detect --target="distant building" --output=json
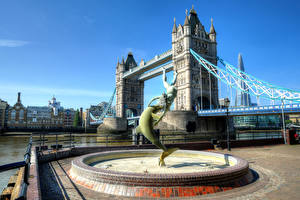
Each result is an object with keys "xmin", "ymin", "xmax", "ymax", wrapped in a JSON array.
[
  {"xmin": 50, "ymin": 108, "xmax": 64, "ymax": 128},
  {"xmin": 25, "ymin": 96, "xmax": 64, "ymax": 129},
  {"xmin": 79, "ymin": 107, "xmax": 83, "ymax": 126},
  {"xmin": 0, "ymin": 99, "xmax": 8, "ymax": 129},
  {"xmin": 7, "ymin": 92, "xmax": 27, "ymax": 128},
  {"xmin": 27, "ymin": 106, "xmax": 52, "ymax": 128},
  {"xmin": 233, "ymin": 115, "xmax": 281, "ymax": 129},
  {"xmin": 89, "ymin": 102, "xmax": 115, "ymax": 118},
  {"xmin": 235, "ymin": 54, "xmax": 252, "ymax": 107},
  {"xmin": 48, "ymin": 96, "xmax": 63, "ymax": 116},
  {"xmin": 27, "ymin": 105, "xmax": 64, "ymax": 129},
  {"xmin": 83, "ymin": 109, "xmax": 90, "ymax": 128},
  {"xmin": 63, "ymin": 109, "xmax": 76, "ymax": 127},
  {"xmin": 89, "ymin": 105, "xmax": 103, "ymax": 118}
]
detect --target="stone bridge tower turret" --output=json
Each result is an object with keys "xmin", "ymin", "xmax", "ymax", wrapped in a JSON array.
[
  {"xmin": 115, "ymin": 53, "xmax": 144, "ymax": 118},
  {"xmin": 172, "ymin": 6, "xmax": 218, "ymax": 111}
]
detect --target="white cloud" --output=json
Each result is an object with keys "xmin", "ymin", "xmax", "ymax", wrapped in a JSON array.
[{"xmin": 0, "ymin": 39, "xmax": 30, "ymax": 47}]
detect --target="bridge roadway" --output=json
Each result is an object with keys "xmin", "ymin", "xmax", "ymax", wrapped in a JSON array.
[
  {"xmin": 94, "ymin": 103, "xmax": 300, "ymax": 125},
  {"xmin": 138, "ymin": 61, "xmax": 173, "ymax": 81},
  {"xmin": 126, "ymin": 104, "xmax": 300, "ymax": 121},
  {"xmin": 122, "ymin": 48, "xmax": 216, "ymax": 81},
  {"xmin": 198, "ymin": 103, "xmax": 300, "ymax": 117},
  {"xmin": 122, "ymin": 49, "xmax": 172, "ymax": 80}
]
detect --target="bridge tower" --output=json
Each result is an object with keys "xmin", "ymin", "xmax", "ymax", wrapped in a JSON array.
[
  {"xmin": 172, "ymin": 6, "xmax": 218, "ymax": 111},
  {"xmin": 115, "ymin": 52, "xmax": 144, "ymax": 118}
]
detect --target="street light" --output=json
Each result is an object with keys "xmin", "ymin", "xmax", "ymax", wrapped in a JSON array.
[
  {"xmin": 219, "ymin": 98, "xmax": 231, "ymax": 151},
  {"xmin": 281, "ymin": 99, "xmax": 287, "ymax": 144},
  {"xmin": 224, "ymin": 98, "xmax": 231, "ymax": 151}
]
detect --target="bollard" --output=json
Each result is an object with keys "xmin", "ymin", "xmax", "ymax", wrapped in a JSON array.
[
  {"xmin": 56, "ymin": 133, "xmax": 58, "ymax": 149},
  {"xmin": 132, "ymin": 129, "xmax": 137, "ymax": 145}
]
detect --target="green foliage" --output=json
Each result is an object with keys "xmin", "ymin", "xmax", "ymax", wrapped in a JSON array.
[
  {"xmin": 285, "ymin": 119, "xmax": 293, "ymax": 125},
  {"xmin": 73, "ymin": 110, "xmax": 80, "ymax": 127}
]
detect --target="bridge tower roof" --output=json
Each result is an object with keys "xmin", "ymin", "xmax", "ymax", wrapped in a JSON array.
[
  {"xmin": 210, "ymin": 18, "xmax": 216, "ymax": 34},
  {"xmin": 172, "ymin": 17, "xmax": 177, "ymax": 33},
  {"xmin": 189, "ymin": 5, "xmax": 201, "ymax": 26},
  {"xmin": 184, "ymin": 9, "xmax": 190, "ymax": 26},
  {"xmin": 190, "ymin": 4, "xmax": 197, "ymax": 15},
  {"xmin": 125, "ymin": 52, "xmax": 137, "ymax": 70}
]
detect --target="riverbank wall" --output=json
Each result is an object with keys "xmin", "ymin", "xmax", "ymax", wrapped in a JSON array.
[
  {"xmin": 1, "ymin": 127, "xmax": 97, "ymax": 134},
  {"xmin": 1, "ymin": 137, "xmax": 284, "ymax": 199}
]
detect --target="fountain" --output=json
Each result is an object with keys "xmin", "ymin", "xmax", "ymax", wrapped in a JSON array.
[
  {"xmin": 69, "ymin": 149, "xmax": 254, "ymax": 198},
  {"xmin": 69, "ymin": 69, "xmax": 255, "ymax": 198}
]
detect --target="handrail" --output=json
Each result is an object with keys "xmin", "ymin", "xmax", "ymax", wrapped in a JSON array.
[
  {"xmin": 0, "ymin": 135, "xmax": 32, "ymax": 200},
  {"xmin": 122, "ymin": 49, "xmax": 172, "ymax": 77},
  {"xmin": 33, "ymin": 131, "xmax": 283, "ymax": 149},
  {"xmin": 0, "ymin": 136, "xmax": 32, "ymax": 172}
]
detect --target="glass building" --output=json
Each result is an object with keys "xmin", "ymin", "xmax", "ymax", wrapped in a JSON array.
[{"xmin": 233, "ymin": 115, "xmax": 281, "ymax": 129}]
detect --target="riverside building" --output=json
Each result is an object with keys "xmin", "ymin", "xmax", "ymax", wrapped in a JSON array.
[
  {"xmin": 7, "ymin": 93, "xmax": 27, "ymax": 129},
  {"xmin": 0, "ymin": 99, "xmax": 8, "ymax": 130}
]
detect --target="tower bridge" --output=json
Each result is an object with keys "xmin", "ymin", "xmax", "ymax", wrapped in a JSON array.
[
  {"xmin": 95, "ymin": 6, "xmax": 300, "ymax": 134},
  {"xmin": 122, "ymin": 49, "xmax": 172, "ymax": 80},
  {"xmin": 116, "ymin": 6, "xmax": 218, "ymax": 119}
]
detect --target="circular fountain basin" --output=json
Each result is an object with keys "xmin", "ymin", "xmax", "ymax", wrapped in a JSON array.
[{"xmin": 69, "ymin": 149, "xmax": 254, "ymax": 198}]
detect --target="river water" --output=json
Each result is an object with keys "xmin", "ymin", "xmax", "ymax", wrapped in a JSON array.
[
  {"xmin": 0, "ymin": 131, "xmax": 283, "ymax": 192},
  {"xmin": 0, "ymin": 133, "xmax": 131, "ymax": 192},
  {"xmin": 0, "ymin": 136, "xmax": 29, "ymax": 192}
]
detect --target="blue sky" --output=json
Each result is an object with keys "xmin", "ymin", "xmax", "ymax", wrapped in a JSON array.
[{"xmin": 0, "ymin": 0, "xmax": 300, "ymax": 109}]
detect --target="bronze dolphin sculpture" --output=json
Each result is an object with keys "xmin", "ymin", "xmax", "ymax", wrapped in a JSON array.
[
  {"xmin": 135, "ymin": 69, "xmax": 178, "ymax": 166},
  {"xmin": 135, "ymin": 104, "xmax": 178, "ymax": 166}
]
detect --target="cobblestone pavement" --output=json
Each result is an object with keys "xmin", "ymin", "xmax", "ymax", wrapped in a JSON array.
[{"xmin": 39, "ymin": 144, "xmax": 300, "ymax": 200}]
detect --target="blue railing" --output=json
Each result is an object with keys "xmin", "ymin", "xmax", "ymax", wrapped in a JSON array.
[
  {"xmin": 122, "ymin": 49, "xmax": 172, "ymax": 78},
  {"xmin": 198, "ymin": 104, "xmax": 300, "ymax": 116},
  {"xmin": 0, "ymin": 136, "xmax": 32, "ymax": 199}
]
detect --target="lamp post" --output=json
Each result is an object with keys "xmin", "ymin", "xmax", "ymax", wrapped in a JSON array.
[
  {"xmin": 224, "ymin": 98, "xmax": 231, "ymax": 151},
  {"xmin": 220, "ymin": 98, "xmax": 231, "ymax": 151},
  {"xmin": 281, "ymin": 99, "xmax": 287, "ymax": 144}
]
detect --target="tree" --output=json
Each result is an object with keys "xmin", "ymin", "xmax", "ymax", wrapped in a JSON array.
[
  {"xmin": 73, "ymin": 110, "xmax": 80, "ymax": 127},
  {"xmin": 285, "ymin": 119, "xmax": 293, "ymax": 125}
]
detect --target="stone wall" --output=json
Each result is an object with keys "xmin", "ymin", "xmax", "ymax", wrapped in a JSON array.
[
  {"xmin": 97, "ymin": 117, "xmax": 127, "ymax": 134},
  {"xmin": 156, "ymin": 110, "xmax": 227, "ymax": 139},
  {"xmin": 38, "ymin": 138, "xmax": 284, "ymax": 163}
]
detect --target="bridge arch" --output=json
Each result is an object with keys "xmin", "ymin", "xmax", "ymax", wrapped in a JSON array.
[
  {"xmin": 193, "ymin": 96, "xmax": 217, "ymax": 111},
  {"xmin": 115, "ymin": 6, "xmax": 218, "ymax": 117},
  {"xmin": 125, "ymin": 108, "xmax": 138, "ymax": 118}
]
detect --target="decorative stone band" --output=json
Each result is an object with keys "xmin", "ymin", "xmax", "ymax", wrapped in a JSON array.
[
  {"xmin": 70, "ymin": 150, "xmax": 250, "ymax": 187},
  {"xmin": 68, "ymin": 170, "xmax": 255, "ymax": 198}
]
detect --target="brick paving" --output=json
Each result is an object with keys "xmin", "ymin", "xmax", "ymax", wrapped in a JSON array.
[{"xmin": 39, "ymin": 144, "xmax": 300, "ymax": 199}]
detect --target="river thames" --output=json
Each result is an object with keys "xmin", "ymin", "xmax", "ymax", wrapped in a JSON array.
[
  {"xmin": 0, "ymin": 131, "xmax": 282, "ymax": 192},
  {"xmin": 0, "ymin": 133, "xmax": 131, "ymax": 192},
  {"xmin": 0, "ymin": 136, "xmax": 29, "ymax": 192}
]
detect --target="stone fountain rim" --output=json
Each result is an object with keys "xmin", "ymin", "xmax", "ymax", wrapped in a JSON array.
[{"xmin": 71, "ymin": 149, "xmax": 249, "ymax": 179}]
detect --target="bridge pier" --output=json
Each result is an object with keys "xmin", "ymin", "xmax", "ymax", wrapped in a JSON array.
[
  {"xmin": 155, "ymin": 110, "xmax": 232, "ymax": 140},
  {"xmin": 97, "ymin": 117, "xmax": 127, "ymax": 134}
]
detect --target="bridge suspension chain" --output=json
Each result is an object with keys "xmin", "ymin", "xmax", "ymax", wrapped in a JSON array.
[
  {"xmin": 90, "ymin": 88, "xmax": 116, "ymax": 122},
  {"xmin": 209, "ymin": 71, "xmax": 212, "ymax": 109},
  {"xmin": 200, "ymin": 62, "xmax": 203, "ymax": 110},
  {"xmin": 190, "ymin": 49, "xmax": 300, "ymax": 103}
]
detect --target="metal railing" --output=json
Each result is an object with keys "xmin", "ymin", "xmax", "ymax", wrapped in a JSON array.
[
  {"xmin": 0, "ymin": 136, "xmax": 32, "ymax": 200},
  {"xmin": 33, "ymin": 132, "xmax": 131, "ymax": 148},
  {"xmin": 122, "ymin": 49, "xmax": 172, "ymax": 78},
  {"xmin": 236, "ymin": 130, "xmax": 282, "ymax": 140},
  {"xmin": 33, "ymin": 132, "xmax": 75, "ymax": 150},
  {"xmin": 198, "ymin": 103, "xmax": 300, "ymax": 116},
  {"xmin": 32, "ymin": 130, "xmax": 285, "ymax": 151}
]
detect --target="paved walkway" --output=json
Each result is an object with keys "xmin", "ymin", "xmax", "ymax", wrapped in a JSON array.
[{"xmin": 39, "ymin": 144, "xmax": 300, "ymax": 200}]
